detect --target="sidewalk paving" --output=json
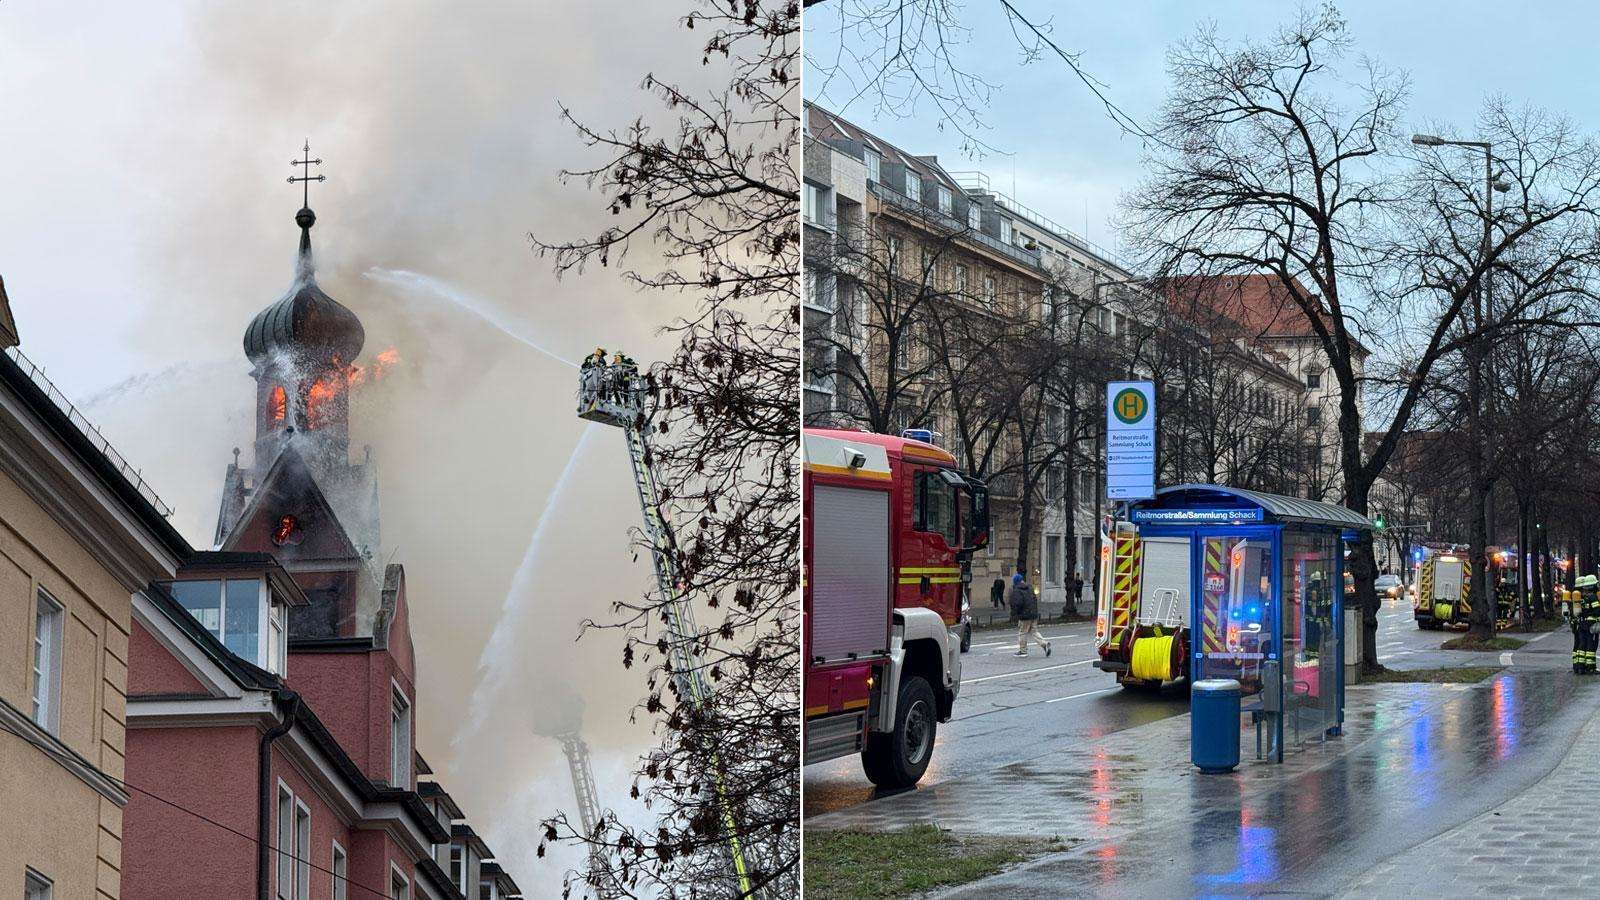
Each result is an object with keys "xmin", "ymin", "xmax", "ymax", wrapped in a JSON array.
[{"xmin": 1339, "ymin": 704, "xmax": 1600, "ymax": 898}]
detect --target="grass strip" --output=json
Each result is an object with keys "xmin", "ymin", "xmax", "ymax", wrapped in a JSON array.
[
  {"xmin": 804, "ymin": 823, "xmax": 1066, "ymax": 899},
  {"xmin": 1365, "ymin": 665, "xmax": 1504, "ymax": 684},
  {"xmin": 1441, "ymin": 635, "xmax": 1526, "ymax": 651}
]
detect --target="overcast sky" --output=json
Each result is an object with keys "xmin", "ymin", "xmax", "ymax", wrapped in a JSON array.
[
  {"xmin": 1, "ymin": 1, "xmax": 719, "ymax": 888},
  {"xmin": 805, "ymin": 0, "xmax": 1600, "ymax": 261}
]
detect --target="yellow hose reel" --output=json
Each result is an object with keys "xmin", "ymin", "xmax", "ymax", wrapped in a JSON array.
[{"xmin": 1130, "ymin": 634, "xmax": 1176, "ymax": 682}]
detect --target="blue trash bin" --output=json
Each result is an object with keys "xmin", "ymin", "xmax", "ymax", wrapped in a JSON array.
[{"xmin": 1191, "ymin": 678, "xmax": 1242, "ymax": 773}]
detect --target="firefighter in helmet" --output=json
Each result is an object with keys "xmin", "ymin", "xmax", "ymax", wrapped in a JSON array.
[
  {"xmin": 1573, "ymin": 574, "xmax": 1600, "ymax": 674},
  {"xmin": 579, "ymin": 347, "xmax": 606, "ymax": 405}
]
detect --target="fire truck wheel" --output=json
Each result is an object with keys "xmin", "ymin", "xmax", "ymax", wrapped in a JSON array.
[
  {"xmin": 960, "ymin": 622, "xmax": 972, "ymax": 653},
  {"xmin": 863, "ymin": 676, "xmax": 937, "ymax": 789}
]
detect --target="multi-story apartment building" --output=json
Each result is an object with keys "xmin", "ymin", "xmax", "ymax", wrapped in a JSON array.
[
  {"xmin": 803, "ymin": 102, "xmax": 1054, "ymax": 592},
  {"xmin": 2, "ymin": 294, "xmax": 189, "ymax": 900},
  {"xmin": 802, "ymin": 104, "xmax": 1351, "ymax": 615}
]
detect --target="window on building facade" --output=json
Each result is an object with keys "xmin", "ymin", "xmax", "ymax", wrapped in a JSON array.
[
  {"xmin": 165, "ymin": 578, "xmax": 284, "ymax": 672},
  {"xmin": 332, "ymin": 843, "xmax": 348, "ymax": 900},
  {"xmin": 294, "ymin": 801, "xmax": 312, "ymax": 900},
  {"xmin": 24, "ymin": 870, "xmax": 52, "ymax": 900},
  {"xmin": 390, "ymin": 867, "xmax": 410, "ymax": 900},
  {"xmin": 938, "ymin": 185, "xmax": 952, "ymax": 214},
  {"xmin": 1306, "ymin": 368, "xmax": 1321, "ymax": 388},
  {"xmin": 983, "ymin": 276, "xmax": 997, "ymax": 305},
  {"xmin": 886, "ymin": 236, "xmax": 900, "ymax": 274},
  {"xmin": 1045, "ymin": 534, "xmax": 1063, "ymax": 586},
  {"xmin": 954, "ymin": 264, "xmax": 968, "ymax": 295},
  {"xmin": 804, "ymin": 268, "xmax": 836, "ymax": 311},
  {"xmin": 864, "ymin": 149, "xmax": 881, "ymax": 183},
  {"xmin": 391, "ymin": 687, "xmax": 413, "ymax": 787},
  {"xmin": 1308, "ymin": 406, "xmax": 1322, "ymax": 426},
  {"xmin": 31, "ymin": 589, "xmax": 63, "ymax": 733},
  {"xmin": 1047, "ymin": 464, "xmax": 1065, "ymax": 501},
  {"xmin": 968, "ymin": 203, "xmax": 981, "ymax": 230},
  {"xmin": 999, "ymin": 217, "xmax": 1013, "ymax": 244},
  {"xmin": 450, "ymin": 845, "xmax": 464, "ymax": 890},
  {"xmin": 277, "ymin": 786, "xmax": 295, "ymax": 899},
  {"xmin": 905, "ymin": 173, "xmax": 921, "ymax": 204}
]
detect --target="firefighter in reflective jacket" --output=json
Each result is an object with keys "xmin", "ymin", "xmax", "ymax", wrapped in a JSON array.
[{"xmin": 1574, "ymin": 575, "xmax": 1600, "ymax": 674}]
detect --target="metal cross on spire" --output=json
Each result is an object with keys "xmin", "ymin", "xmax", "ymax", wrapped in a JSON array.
[{"xmin": 288, "ymin": 140, "xmax": 325, "ymax": 208}]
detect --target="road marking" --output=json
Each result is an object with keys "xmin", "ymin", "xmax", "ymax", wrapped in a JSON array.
[
  {"xmin": 1046, "ymin": 687, "xmax": 1118, "ymax": 704},
  {"xmin": 961, "ymin": 660, "xmax": 1093, "ymax": 684}
]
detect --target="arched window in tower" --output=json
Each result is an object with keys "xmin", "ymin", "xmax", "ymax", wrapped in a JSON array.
[{"xmin": 268, "ymin": 385, "xmax": 287, "ymax": 425}]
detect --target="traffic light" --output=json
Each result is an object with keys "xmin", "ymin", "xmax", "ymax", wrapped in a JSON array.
[{"xmin": 1374, "ymin": 513, "xmax": 1386, "ymax": 530}]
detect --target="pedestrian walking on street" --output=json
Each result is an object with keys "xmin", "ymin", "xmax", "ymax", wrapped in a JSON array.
[
  {"xmin": 990, "ymin": 577, "xmax": 1006, "ymax": 610},
  {"xmin": 1575, "ymin": 574, "xmax": 1600, "ymax": 675},
  {"xmin": 1073, "ymin": 572, "xmax": 1085, "ymax": 613},
  {"xmin": 1010, "ymin": 573, "xmax": 1051, "ymax": 657}
]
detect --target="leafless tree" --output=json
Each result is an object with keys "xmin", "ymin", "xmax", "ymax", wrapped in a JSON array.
[
  {"xmin": 531, "ymin": 2, "xmax": 799, "ymax": 896},
  {"xmin": 1122, "ymin": 6, "xmax": 1600, "ymax": 663}
]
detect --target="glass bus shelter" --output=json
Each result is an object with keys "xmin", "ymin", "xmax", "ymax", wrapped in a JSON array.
[{"xmin": 1128, "ymin": 485, "xmax": 1374, "ymax": 762}]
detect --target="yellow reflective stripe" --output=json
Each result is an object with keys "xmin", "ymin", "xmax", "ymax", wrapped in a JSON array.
[
  {"xmin": 899, "ymin": 567, "xmax": 962, "ymax": 574},
  {"xmin": 806, "ymin": 462, "xmax": 893, "ymax": 480},
  {"xmin": 897, "ymin": 576, "xmax": 962, "ymax": 584}
]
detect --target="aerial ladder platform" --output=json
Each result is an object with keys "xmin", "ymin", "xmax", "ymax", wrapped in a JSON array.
[{"xmin": 577, "ymin": 353, "xmax": 757, "ymax": 897}]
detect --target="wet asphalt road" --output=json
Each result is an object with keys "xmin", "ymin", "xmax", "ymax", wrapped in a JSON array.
[{"xmin": 802, "ymin": 594, "xmax": 1548, "ymax": 818}]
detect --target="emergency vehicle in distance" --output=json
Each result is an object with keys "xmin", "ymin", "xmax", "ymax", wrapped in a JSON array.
[
  {"xmin": 1412, "ymin": 548, "xmax": 1472, "ymax": 629},
  {"xmin": 802, "ymin": 428, "xmax": 989, "ymax": 788}
]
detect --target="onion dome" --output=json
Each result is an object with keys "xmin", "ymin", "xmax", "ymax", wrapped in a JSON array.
[{"xmin": 244, "ymin": 207, "xmax": 365, "ymax": 366}]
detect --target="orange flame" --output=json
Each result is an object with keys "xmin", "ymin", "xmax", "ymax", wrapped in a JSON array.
[
  {"xmin": 269, "ymin": 385, "xmax": 287, "ymax": 424},
  {"xmin": 348, "ymin": 347, "xmax": 401, "ymax": 387},
  {"xmin": 305, "ymin": 378, "xmax": 340, "ymax": 428}
]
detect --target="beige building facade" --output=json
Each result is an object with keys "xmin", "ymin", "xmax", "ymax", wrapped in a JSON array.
[{"xmin": 2, "ymin": 331, "xmax": 188, "ymax": 899}]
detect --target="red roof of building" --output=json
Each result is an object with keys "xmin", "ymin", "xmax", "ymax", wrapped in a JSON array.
[{"xmin": 1165, "ymin": 273, "xmax": 1369, "ymax": 358}]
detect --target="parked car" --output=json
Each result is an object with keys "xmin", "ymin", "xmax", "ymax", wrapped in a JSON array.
[{"xmin": 1375, "ymin": 573, "xmax": 1403, "ymax": 598}]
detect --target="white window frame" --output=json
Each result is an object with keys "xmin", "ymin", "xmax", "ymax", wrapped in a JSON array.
[
  {"xmin": 450, "ymin": 844, "xmax": 465, "ymax": 893},
  {"xmin": 390, "ymin": 864, "xmax": 411, "ymax": 900},
  {"xmin": 332, "ymin": 842, "xmax": 348, "ymax": 900},
  {"xmin": 32, "ymin": 588, "xmax": 64, "ymax": 733},
  {"xmin": 904, "ymin": 173, "xmax": 921, "ymax": 205},
  {"xmin": 277, "ymin": 784, "xmax": 294, "ymax": 900},
  {"xmin": 24, "ymin": 869, "xmax": 53, "ymax": 900},
  {"xmin": 937, "ymin": 185, "xmax": 952, "ymax": 214},
  {"xmin": 294, "ymin": 799, "xmax": 312, "ymax": 900},
  {"xmin": 968, "ymin": 203, "xmax": 981, "ymax": 230},
  {"xmin": 983, "ymin": 276, "xmax": 997, "ymax": 306},
  {"xmin": 268, "ymin": 600, "xmax": 287, "ymax": 676},
  {"xmin": 999, "ymin": 217, "xmax": 1013, "ymax": 244},
  {"xmin": 864, "ymin": 149, "xmax": 881, "ymax": 183},
  {"xmin": 391, "ymin": 684, "xmax": 412, "ymax": 787}
]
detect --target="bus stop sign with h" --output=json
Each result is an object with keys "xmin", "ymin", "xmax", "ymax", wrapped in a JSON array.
[{"xmin": 1107, "ymin": 381, "xmax": 1156, "ymax": 502}]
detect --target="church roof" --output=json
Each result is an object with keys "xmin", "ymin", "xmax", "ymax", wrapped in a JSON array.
[{"xmin": 244, "ymin": 207, "xmax": 365, "ymax": 367}]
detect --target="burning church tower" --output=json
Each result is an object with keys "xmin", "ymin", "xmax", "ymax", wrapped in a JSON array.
[{"xmin": 215, "ymin": 145, "xmax": 387, "ymax": 638}]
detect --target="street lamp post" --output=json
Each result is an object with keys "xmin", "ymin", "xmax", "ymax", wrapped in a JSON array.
[{"xmin": 1412, "ymin": 133, "xmax": 1513, "ymax": 632}]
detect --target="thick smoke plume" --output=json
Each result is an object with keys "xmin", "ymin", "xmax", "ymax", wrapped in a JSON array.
[{"xmin": 0, "ymin": 0, "xmax": 721, "ymax": 888}]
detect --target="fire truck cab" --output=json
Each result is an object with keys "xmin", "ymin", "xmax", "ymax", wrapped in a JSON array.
[{"xmin": 802, "ymin": 428, "xmax": 988, "ymax": 789}]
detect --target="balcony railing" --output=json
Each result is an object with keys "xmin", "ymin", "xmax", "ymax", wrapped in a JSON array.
[
  {"xmin": 4, "ymin": 346, "xmax": 175, "ymax": 517},
  {"xmin": 870, "ymin": 183, "xmax": 1046, "ymax": 273}
]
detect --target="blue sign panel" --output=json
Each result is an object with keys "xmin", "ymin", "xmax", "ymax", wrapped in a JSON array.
[{"xmin": 1130, "ymin": 507, "xmax": 1265, "ymax": 524}]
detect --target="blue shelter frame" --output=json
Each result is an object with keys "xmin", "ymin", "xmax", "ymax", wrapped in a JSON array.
[{"xmin": 1128, "ymin": 484, "xmax": 1373, "ymax": 762}]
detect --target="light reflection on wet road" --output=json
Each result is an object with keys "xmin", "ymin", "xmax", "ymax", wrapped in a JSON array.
[{"xmin": 806, "ymin": 598, "xmax": 1599, "ymax": 897}]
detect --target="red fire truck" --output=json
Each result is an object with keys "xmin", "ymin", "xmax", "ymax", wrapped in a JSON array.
[
  {"xmin": 1092, "ymin": 521, "xmax": 1194, "ymax": 688},
  {"xmin": 802, "ymin": 428, "xmax": 989, "ymax": 788}
]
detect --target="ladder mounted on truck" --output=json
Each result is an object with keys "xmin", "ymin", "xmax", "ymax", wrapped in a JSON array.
[
  {"xmin": 558, "ymin": 732, "xmax": 623, "ymax": 899},
  {"xmin": 576, "ymin": 352, "xmax": 756, "ymax": 897}
]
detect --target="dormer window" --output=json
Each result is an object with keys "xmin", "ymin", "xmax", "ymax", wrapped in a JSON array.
[
  {"xmin": 164, "ymin": 578, "xmax": 288, "ymax": 674},
  {"xmin": 905, "ymin": 174, "xmax": 921, "ymax": 205}
]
